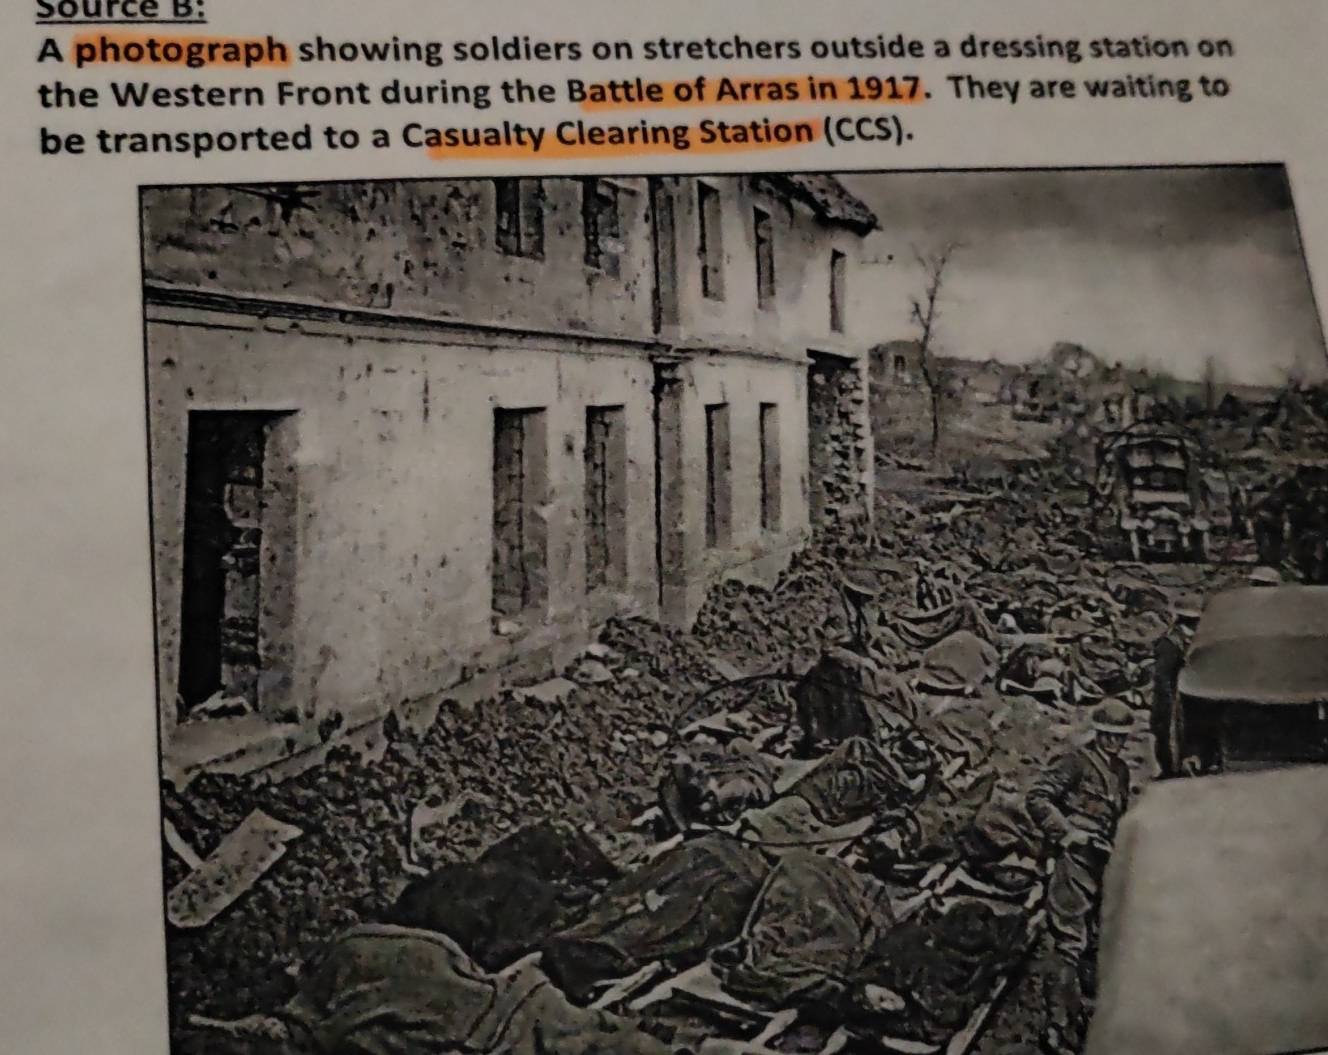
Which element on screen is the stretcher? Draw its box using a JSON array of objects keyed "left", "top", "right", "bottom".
[{"left": 585, "top": 850, "right": 1048, "bottom": 1055}]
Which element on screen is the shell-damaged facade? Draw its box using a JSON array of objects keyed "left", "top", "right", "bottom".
[{"left": 141, "top": 173, "right": 879, "bottom": 779}]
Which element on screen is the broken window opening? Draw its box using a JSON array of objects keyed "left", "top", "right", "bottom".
[
  {"left": 583, "top": 178, "right": 623, "bottom": 277},
  {"left": 705, "top": 403, "right": 733, "bottom": 548},
  {"left": 492, "top": 407, "right": 550, "bottom": 621},
  {"left": 650, "top": 179, "right": 679, "bottom": 332},
  {"left": 177, "top": 410, "right": 296, "bottom": 718},
  {"left": 754, "top": 206, "right": 775, "bottom": 309},
  {"left": 494, "top": 178, "right": 545, "bottom": 259},
  {"left": 653, "top": 362, "right": 686, "bottom": 622},
  {"left": 830, "top": 249, "right": 847, "bottom": 333},
  {"left": 759, "top": 402, "right": 782, "bottom": 532},
  {"left": 584, "top": 405, "right": 628, "bottom": 591},
  {"left": 698, "top": 181, "right": 725, "bottom": 300},
  {"left": 893, "top": 353, "right": 908, "bottom": 379}
]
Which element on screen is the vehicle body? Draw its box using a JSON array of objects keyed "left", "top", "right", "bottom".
[
  {"left": 1085, "top": 765, "right": 1328, "bottom": 1055},
  {"left": 1094, "top": 424, "right": 1215, "bottom": 561},
  {"left": 1157, "top": 585, "right": 1328, "bottom": 775}
]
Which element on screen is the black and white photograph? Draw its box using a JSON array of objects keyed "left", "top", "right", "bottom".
[{"left": 142, "top": 165, "right": 1328, "bottom": 1055}]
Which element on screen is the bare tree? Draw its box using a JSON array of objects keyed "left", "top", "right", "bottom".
[
  {"left": 909, "top": 243, "right": 961, "bottom": 456},
  {"left": 1201, "top": 354, "right": 1222, "bottom": 415}
]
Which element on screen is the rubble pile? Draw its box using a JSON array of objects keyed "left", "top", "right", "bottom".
[
  {"left": 161, "top": 587, "right": 862, "bottom": 1026},
  {"left": 808, "top": 359, "right": 873, "bottom": 527},
  {"left": 691, "top": 544, "right": 870, "bottom": 673},
  {"left": 165, "top": 464, "right": 1246, "bottom": 1054},
  {"left": 163, "top": 754, "right": 406, "bottom": 1018}
]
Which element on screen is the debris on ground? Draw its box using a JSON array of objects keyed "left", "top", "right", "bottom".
[
  {"left": 161, "top": 456, "right": 1263, "bottom": 1053},
  {"left": 166, "top": 810, "right": 303, "bottom": 930}
]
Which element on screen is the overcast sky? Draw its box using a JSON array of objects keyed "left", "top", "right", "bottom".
[{"left": 839, "top": 166, "right": 1328, "bottom": 386}]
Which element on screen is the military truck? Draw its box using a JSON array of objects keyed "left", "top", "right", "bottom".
[
  {"left": 1093, "top": 423, "right": 1220, "bottom": 561},
  {"left": 1154, "top": 585, "right": 1328, "bottom": 775}
]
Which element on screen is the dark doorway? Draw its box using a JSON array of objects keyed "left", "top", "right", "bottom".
[
  {"left": 704, "top": 403, "right": 733, "bottom": 548},
  {"left": 830, "top": 249, "right": 847, "bottom": 333},
  {"left": 652, "top": 360, "right": 686, "bottom": 622},
  {"left": 584, "top": 405, "right": 627, "bottom": 591},
  {"left": 759, "top": 402, "right": 782, "bottom": 532},
  {"left": 698, "top": 181, "right": 724, "bottom": 301},
  {"left": 492, "top": 407, "right": 550, "bottom": 620},
  {"left": 650, "top": 178, "right": 679, "bottom": 332},
  {"left": 177, "top": 410, "right": 294, "bottom": 715},
  {"left": 754, "top": 206, "right": 775, "bottom": 309}
]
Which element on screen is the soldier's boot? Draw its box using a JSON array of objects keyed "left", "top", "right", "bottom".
[{"left": 1041, "top": 946, "right": 1088, "bottom": 1054}]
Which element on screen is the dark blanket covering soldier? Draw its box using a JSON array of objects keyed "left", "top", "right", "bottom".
[
  {"left": 792, "top": 575, "right": 919, "bottom": 756},
  {"left": 1026, "top": 698, "right": 1133, "bottom": 1050},
  {"left": 540, "top": 833, "right": 773, "bottom": 1003},
  {"left": 384, "top": 821, "right": 620, "bottom": 970},
  {"left": 178, "top": 924, "right": 674, "bottom": 1055}
]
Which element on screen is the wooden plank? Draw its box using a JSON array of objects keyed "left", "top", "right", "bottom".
[
  {"left": 750, "top": 726, "right": 782, "bottom": 752},
  {"left": 645, "top": 833, "right": 683, "bottom": 860},
  {"left": 944, "top": 974, "right": 1016, "bottom": 1055},
  {"left": 697, "top": 1040, "right": 785, "bottom": 1055},
  {"left": 772, "top": 757, "right": 824, "bottom": 795},
  {"left": 752, "top": 1008, "right": 799, "bottom": 1044},
  {"left": 669, "top": 988, "right": 769, "bottom": 1031},
  {"left": 629, "top": 962, "right": 754, "bottom": 1013},
  {"left": 817, "top": 1028, "right": 852, "bottom": 1055},
  {"left": 876, "top": 1033, "right": 943, "bottom": 1054},
  {"left": 947, "top": 903, "right": 1048, "bottom": 1055},
  {"left": 590, "top": 961, "right": 667, "bottom": 1009},
  {"left": 936, "top": 865, "right": 1040, "bottom": 903},
  {"left": 162, "top": 818, "right": 203, "bottom": 871},
  {"left": 876, "top": 892, "right": 1048, "bottom": 1055},
  {"left": 166, "top": 810, "right": 301, "bottom": 929},
  {"left": 940, "top": 755, "right": 968, "bottom": 783}
]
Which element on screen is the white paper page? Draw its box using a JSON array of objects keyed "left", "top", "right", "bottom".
[{"left": 2, "top": 3, "right": 1326, "bottom": 1054}]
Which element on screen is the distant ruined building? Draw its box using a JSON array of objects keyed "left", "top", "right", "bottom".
[{"left": 867, "top": 339, "right": 932, "bottom": 460}]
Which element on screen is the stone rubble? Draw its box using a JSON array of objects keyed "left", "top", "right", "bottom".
[{"left": 161, "top": 458, "right": 1269, "bottom": 1052}]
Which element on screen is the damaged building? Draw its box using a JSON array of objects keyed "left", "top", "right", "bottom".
[{"left": 142, "top": 173, "right": 879, "bottom": 778}]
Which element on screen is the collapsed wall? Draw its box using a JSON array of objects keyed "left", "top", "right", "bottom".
[{"left": 808, "top": 353, "right": 872, "bottom": 526}]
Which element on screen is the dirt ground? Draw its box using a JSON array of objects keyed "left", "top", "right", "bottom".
[{"left": 160, "top": 403, "right": 1317, "bottom": 1054}]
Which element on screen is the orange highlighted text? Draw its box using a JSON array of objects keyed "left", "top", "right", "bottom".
[
  {"left": 573, "top": 74, "right": 925, "bottom": 111},
  {"left": 72, "top": 32, "right": 291, "bottom": 69},
  {"left": 416, "top": 117, "right": 819, "bottom": 161}
]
